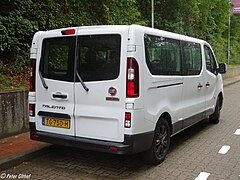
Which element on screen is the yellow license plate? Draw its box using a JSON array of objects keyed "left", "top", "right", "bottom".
[{"left": 42, "top": 117, "right": 70, "bottom": 129}]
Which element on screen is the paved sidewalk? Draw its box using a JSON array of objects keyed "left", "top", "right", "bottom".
[
  {"left": 0, "top": 132, "right": 50, "bottom": 171},
  {"left": 0, "top": 75, "right": 240, "bottom": 171}
]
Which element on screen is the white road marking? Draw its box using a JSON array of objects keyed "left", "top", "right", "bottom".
[
  {"left": 195, "top": 172, "right": 210, "bottom": 180},
  {"left": 234, "top": 129, "right": 240, "bottom": 135},
  {"left": 218, "top": 145, "right": 230, "bottom": 154}
]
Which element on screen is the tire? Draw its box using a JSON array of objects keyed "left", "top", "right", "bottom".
[
  {"left": 209, "top": 98, "right": 221, "bottom": 124},
  {"left": 142, "top": 117, "right": 170, "bottom": 165}
]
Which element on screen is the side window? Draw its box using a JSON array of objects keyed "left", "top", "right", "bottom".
[
  {"left": 40, "top": 37, "right": 75, "bottom": 81},
  {"left": 144, "top": 34, "right": 181, "bottom": 75},
  {"left": 204, "top": 45, "right": 217, "bottom": 74},
  {"left": 182, "top": 42, "right": 202, "bottom": 75}
]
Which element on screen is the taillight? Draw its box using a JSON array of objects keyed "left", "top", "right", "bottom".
[
  {"left": 126, "top": 58, "right": 139, "bottom": 98},
  {"left": 29, "top": 59, "right": 36, "bottom": 92},
  {"left": 29, "top": 104, "right": 35, "bottom": 117},
  {"left": 125, "top": 112, "right": 131, "bottom": 128}
]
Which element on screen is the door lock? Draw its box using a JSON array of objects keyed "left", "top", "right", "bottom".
[
  {"left": 206, "top": 82, "right": 210, "bottom": 87},
  {"left": 197, "top": 83, "right": 203, "bottom": 90}
]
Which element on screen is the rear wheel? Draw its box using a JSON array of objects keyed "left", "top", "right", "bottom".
[
  {"left": 209, "top": 97, "right": 221, "bottom": 124},
  {"left": 142, "top": 117, "right": 170, "bottom": 165}
]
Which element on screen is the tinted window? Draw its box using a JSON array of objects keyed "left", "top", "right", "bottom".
[
  {"left": 204, "top": 45, "right": 217, "bottom": 74},
  {"left": 145, "top": 35, "right": 181, "bottom": 75},
  {"left": 40, "top": 37, "right": 75, "bottom": 81},
  {"left": 182, "top": 42, "right": 202, "bottom": 75},
  {"left": 78, "top": 35, "right": 121, "bottom": 82}
]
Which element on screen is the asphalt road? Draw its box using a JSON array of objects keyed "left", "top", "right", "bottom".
[{"left": 1, "top": 82, "right": 240, "bottom": 180}]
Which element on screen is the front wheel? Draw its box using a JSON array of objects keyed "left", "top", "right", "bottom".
[{"left": 142, "top": 117, "right": 170, "bottom": 165}]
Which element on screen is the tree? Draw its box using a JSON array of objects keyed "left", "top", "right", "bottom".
[
  {"left": 0, "top": 0, "right": 34, "bottom": 62},
  {"left": 230, "top": 14, "right": 240, "bottom": 64},
  {"left": 0, "top": 0, "right": 142, "bottom": 75}
]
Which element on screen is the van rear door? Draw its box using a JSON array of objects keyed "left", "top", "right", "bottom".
[
  {"left": 74, "top": 30, "right": 127, "bottom": 142},
  {"left": 35, "top": 33, "right": 76, "bottom": 136}
]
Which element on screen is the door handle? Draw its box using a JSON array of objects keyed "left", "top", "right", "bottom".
[
  {"left": 206, "top": 82, "right": 210, "bottom": 87},
  {"left": 52, "top": 93, "right": 68, "bottom": 99},
  {"left": 197, "top": 83, "right": 203, "bottom": 90}
]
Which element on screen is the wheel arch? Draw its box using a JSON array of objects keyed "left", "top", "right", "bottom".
[
  {"left": 158, "top": 112, "right": 173, "bottom": 135},
  {"left": 218, "top": 92, "right": 223, "bottom": 110}
]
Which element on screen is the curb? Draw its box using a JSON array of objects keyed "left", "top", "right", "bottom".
[
  {"left": 0, "top": 145, "right": 52, "bottom": 171},
  {"left": 223, "top": 77, "right": 240, "bottom": 87}
]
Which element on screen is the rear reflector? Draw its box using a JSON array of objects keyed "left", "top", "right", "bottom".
[
  {"left": 109, "top": 146, "right": 118, "bottom": 151},
  {"left": 61, "top": 29, "right": 76, "bottom": 35},
  {"left": 33, "top": 134, "right": 39, "bottom": 138}
]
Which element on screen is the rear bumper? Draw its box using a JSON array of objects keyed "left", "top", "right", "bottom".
[{"left": 29, "top": 122, "right": 154, "bottom": 154}]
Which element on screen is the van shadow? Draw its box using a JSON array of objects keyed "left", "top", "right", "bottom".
[
  {"left": 38, "top": 119, "right": 212, "bottom": 179},
  {"left": 169, "top": 118, "right": 211, "bottom": 152}
]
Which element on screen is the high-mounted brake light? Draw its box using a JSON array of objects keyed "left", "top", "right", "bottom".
[
  {"left": 61, "top": 29, "right": 76, "bottom": 35},
  {"left": 29, "top": 59, "right": 36, "bottom": 92},
  {"left": 126, "top": 58, "right": 139, "bottom": 98}
]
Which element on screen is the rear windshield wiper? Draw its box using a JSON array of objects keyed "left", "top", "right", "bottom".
[
  {"left": 39, "top": 71, "right": 48, "bottom": 89},
  {"left": 76, "top": 72, "right": 89, "bottom": 92}
]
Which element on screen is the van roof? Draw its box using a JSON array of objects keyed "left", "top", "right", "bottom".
[{"left": 35, "top": 24, "right": 208, "bottom": 45}]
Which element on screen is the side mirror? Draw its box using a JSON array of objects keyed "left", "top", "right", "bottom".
[{"left": 217, "top": 63, "right": 227, "bottom": 74}]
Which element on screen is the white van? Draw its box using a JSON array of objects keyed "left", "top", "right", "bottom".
[{"left": 29, "top": 25, "right": 226, "bottom": 164}]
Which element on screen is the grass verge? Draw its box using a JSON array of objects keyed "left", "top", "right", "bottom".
[{"left": 0, "top": 73, "right": 28, "bottom": 92}]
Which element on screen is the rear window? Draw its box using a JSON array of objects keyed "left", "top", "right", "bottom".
[
  {"left": 40, "top": 37, "right": 75, "bottom": 81},
  {"left": 78, "top": 34, "right": 121, "bottom": 82},
  {"left": 40, "top": 34, "right": 121, "bottom": 82}
]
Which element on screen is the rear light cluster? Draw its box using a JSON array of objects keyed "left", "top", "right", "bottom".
[
  {"left": 125, "top": 112, "right": 131, "bottom": 128},
  {"left": 29, "top": 104, "right": 35, "bottom": 117},
  {"left": 125, "top": 58, "right": 139, "bottom": 128},
  {"left": 126, "top": 58, "right": 139, "bottom": 98},
  {"left": 30, "top": 59, "right": 36, "bottom": 92},
  {"left": 29, "top": 59, "right": 36, "bottom": 117}
]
